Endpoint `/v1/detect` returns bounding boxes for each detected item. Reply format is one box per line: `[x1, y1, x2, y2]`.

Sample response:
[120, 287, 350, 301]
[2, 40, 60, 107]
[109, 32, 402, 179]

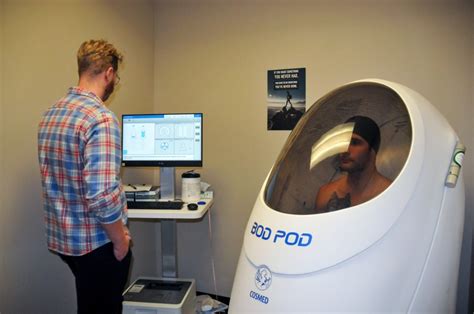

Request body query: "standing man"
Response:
[38, 39, 131, 313]
[314, 116, 391, 212]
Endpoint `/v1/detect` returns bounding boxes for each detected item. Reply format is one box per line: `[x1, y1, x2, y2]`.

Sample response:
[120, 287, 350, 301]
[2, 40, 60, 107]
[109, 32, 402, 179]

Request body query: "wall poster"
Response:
[267, 68, 306, 131]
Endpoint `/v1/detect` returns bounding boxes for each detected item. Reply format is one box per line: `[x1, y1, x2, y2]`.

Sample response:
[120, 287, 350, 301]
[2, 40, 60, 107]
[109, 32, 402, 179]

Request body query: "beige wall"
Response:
[0, 0, 472, 312]
[154, 0, 473, 309]
[0, 1, 155, 313]
[0, 0, 5, 308]
[469, 5, 474, 310]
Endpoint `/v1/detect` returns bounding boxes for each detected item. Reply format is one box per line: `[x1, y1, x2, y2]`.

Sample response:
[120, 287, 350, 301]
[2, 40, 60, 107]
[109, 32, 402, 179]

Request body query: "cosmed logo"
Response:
[255, 265, 272, 290]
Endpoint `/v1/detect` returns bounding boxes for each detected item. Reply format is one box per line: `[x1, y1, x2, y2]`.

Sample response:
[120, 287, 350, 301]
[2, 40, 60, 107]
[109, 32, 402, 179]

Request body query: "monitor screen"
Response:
[121, 113, 203, 167]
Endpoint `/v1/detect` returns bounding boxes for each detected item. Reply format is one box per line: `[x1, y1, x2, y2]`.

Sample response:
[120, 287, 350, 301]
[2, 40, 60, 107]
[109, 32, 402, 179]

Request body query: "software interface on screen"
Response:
[122, 113, 202, 165]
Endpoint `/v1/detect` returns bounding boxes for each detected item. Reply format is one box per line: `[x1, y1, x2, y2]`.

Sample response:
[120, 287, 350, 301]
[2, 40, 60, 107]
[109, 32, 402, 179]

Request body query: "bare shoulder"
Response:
[375, 173, 392, 193]
[315, 177, 345, 210]
[320, 177, 344, 193]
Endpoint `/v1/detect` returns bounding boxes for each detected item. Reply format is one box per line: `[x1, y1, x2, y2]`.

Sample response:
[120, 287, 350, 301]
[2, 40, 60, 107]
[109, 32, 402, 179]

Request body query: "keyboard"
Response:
[127, 200, 184, 210]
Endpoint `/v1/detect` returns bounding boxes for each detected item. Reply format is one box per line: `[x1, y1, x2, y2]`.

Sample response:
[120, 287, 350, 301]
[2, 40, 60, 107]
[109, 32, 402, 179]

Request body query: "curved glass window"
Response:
[265, 82, 412, 215]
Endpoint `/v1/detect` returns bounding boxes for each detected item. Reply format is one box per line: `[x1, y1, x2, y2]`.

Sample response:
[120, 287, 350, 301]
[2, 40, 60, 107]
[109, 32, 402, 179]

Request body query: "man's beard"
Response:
[102, 80, 115, 102]
[338, 156, 367, 173]
[339, 161, 364, 173]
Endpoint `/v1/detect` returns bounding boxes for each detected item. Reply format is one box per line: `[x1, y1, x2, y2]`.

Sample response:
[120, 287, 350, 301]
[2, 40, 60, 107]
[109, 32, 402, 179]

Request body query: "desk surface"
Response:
[127, 198, 213, 219]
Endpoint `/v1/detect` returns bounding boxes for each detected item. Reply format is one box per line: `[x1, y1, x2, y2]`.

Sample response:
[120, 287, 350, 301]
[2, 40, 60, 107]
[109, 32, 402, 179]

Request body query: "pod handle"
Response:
[445, 142, 466, 188]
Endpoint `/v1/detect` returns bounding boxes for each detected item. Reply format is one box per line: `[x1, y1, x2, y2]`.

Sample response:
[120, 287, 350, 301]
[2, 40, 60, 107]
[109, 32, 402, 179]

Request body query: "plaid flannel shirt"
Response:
[38, 87, 127, 256]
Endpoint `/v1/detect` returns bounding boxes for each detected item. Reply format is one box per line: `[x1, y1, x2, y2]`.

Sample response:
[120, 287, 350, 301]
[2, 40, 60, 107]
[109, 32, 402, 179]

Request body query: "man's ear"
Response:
[370, 148, 377, 159]
[104, 66, 115, 82]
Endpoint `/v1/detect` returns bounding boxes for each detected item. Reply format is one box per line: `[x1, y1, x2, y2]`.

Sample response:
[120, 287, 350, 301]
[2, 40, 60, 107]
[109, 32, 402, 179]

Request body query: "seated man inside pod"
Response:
[315, 116, 391, 212]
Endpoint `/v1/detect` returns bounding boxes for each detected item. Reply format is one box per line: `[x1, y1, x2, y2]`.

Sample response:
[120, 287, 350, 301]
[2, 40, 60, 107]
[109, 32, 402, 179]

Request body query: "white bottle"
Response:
[181, 172, 201, 203]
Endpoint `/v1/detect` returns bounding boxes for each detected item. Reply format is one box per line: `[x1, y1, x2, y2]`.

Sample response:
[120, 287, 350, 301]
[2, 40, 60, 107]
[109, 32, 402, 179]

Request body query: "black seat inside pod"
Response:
[265, 82, 412, 215]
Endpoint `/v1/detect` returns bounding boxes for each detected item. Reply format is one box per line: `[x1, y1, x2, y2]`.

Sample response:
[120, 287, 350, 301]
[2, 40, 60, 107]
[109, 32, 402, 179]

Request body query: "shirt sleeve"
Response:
[83, 112, 126, 224]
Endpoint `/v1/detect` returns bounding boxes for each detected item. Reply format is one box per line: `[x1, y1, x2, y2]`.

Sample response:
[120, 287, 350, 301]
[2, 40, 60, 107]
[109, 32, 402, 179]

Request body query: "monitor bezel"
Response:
[121, 113, 203, 167]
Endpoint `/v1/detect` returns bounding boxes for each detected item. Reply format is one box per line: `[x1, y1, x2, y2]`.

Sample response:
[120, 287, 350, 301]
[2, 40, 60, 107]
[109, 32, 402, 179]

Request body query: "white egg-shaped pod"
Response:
[229, 79, 465, 313]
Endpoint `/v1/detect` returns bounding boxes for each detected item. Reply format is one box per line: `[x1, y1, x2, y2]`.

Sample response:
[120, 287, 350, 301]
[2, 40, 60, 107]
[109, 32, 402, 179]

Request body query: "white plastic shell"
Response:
[229, 79, 465, 313]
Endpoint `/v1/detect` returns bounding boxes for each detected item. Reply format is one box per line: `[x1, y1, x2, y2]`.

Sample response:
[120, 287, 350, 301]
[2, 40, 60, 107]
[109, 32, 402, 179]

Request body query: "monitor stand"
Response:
[159, 166, 178, 278]
[160, 167, 176, 201]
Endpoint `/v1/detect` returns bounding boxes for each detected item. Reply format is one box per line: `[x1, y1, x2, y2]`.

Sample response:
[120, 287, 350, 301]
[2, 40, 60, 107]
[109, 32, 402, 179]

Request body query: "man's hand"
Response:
[113, 235, 130, 261]
[102, 220, 132, 261]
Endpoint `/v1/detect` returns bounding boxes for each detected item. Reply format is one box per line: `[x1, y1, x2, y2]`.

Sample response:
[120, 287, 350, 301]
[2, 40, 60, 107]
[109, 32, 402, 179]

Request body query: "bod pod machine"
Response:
[229, 79, 465, 313]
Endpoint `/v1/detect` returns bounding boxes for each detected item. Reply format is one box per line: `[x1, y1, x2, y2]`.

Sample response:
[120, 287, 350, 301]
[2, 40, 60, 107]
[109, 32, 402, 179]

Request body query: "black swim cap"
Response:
[345, 116, 381, 153]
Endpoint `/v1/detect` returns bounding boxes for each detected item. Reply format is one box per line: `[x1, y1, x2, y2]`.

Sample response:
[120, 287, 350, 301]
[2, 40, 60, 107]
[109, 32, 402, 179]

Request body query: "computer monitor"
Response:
[122, 113, 203, 167]
[121, 113, 203, 200]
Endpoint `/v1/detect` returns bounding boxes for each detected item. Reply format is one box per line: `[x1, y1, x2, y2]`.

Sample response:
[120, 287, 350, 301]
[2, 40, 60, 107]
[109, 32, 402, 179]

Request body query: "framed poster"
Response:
[267, 68, 306, 131]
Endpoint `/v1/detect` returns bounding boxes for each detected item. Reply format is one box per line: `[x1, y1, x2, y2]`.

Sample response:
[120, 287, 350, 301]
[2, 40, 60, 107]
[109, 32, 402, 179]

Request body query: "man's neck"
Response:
[346, 164, 377, 193]
[78, 77, 105, 101]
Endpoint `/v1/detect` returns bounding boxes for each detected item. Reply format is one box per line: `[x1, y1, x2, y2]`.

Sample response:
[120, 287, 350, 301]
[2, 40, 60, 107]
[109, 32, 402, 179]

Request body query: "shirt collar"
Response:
[68, 87, 104, 105]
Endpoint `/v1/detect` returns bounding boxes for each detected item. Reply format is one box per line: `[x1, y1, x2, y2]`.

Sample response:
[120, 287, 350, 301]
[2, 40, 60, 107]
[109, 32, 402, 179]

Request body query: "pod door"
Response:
[265, 82, 412, 215]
